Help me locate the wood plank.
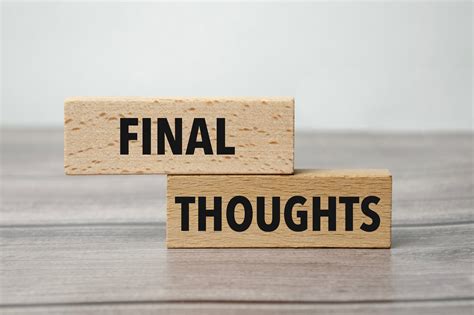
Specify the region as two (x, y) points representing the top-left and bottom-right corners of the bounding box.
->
(2, 300), (473, 315)
(3, 130), (471, 177)
(0, 224), (472, 305)
(0, 176), (167, 225)
(64, 97), (294, 175)
(167, 170), (392, 248)
(1, 172), (471, 227)
(1, 130), (472, 313)
(1, 130), (472, 226)
(295, 132), (473, 171)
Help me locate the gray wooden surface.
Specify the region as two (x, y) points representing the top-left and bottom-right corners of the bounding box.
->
(1, 129), (473, 314)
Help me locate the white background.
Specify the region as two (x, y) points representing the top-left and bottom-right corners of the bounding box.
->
(1, 1), (472, 131)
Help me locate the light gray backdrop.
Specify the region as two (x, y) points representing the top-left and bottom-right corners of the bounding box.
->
(1, 1), (472, 131)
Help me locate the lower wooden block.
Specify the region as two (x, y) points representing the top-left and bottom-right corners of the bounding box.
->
(167, 169), (392, 248)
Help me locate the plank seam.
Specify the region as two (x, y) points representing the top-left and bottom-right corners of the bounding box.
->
(1, 221), (473, 229)
(1, 297), (473, 309)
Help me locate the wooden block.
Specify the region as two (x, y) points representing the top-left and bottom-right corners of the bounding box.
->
(64, 97), (294, 174)
(167, 169), (392, 248)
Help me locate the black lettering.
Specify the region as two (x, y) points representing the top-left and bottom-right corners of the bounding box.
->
(339, 196), (359, 231)
(158, 118), (182, 154)
(256, 196), (280, 232)
(120, 118), (138, 155)
(186, 118), (213, 155)
(360, 196), (381, 232)
(142, 118), (151, 154)
(313, 197), (337, 231)
(198, 196), (222, 231)
(284, 196), (307, 232)
(226, 196), (253, 232)
(216, 118), (235, 155)
(175, 196), (195, 231)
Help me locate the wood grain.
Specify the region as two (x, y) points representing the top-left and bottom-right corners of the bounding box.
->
(1, 129), (472, 314)
(2, 300), (474, 315)
(1, 131), (471, 226)
(167, 170), (392, 248)
(64, 97), (294, 174)
(2, 174), (471, 227)
(5, 130), (470, 178)
(1, 224), (472, 305)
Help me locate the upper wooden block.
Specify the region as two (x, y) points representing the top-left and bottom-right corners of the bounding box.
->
(167, 169), (392, 248)
(64, 97), (294, 174)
